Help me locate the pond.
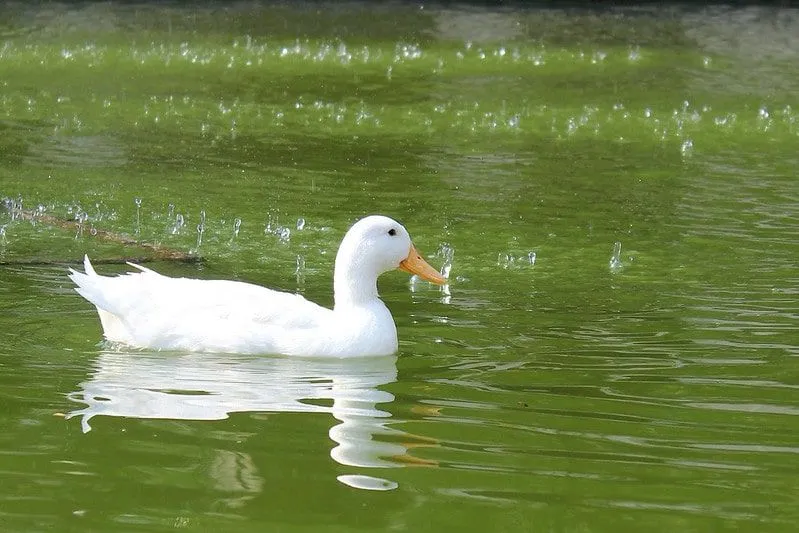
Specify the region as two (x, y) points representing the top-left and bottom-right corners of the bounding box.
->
(1, 3), (798, 532)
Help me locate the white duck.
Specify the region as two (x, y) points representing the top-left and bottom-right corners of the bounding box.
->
(69, 215), (447, 357)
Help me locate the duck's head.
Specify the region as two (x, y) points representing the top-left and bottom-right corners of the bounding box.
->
(335, 215), (447, 293)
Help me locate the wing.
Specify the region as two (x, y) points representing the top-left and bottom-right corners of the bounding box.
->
(69, 259), (334, 346)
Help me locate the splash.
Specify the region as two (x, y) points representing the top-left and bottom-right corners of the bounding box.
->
(134, 197), (142, 235)
(196, 210), (206, 249)
(609, 241), (623, 271)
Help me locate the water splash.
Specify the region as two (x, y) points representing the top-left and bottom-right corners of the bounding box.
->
(527, 251), (537, 265)
(171, 213), (185, 235)
(75, 210), (89, 239)
(295, 254), (306, 288)
(296, 217), (306, 230)
(277, 226), (290, 243)
(609, 241), (623, 271)
(436, 243), (454, 305)
(680, 138), (694, 156)
(195, 210), (206, 249)
(6, 196), (22, 222)
(232, 217), (242, 239)
(134, 197), (142, 235)
(437, 243), (454, 280)
(264, 214), (291, 244)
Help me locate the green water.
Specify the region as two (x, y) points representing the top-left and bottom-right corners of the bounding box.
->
(1, 3), (798, 531)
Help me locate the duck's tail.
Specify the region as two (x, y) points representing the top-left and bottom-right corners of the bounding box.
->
(69, 255), (134, 344)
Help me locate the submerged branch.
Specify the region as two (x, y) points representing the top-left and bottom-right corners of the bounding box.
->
(1, 203), (201, 265)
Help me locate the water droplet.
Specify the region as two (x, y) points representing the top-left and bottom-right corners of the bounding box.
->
(295, 254), (306, 287)
(196, 210), (206, 248)
(609, 241), (623, 271)
(134, 197), (142, 236)
(171, 213), (184, 235)
(437, 243), (454, 280)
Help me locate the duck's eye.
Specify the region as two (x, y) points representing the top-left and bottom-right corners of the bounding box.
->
(388, 228), (397, 236)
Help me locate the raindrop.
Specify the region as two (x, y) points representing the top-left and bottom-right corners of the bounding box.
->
(497, 253), (515, 269)
(609, 241), (623, 271)
(134, 197), (142, 236)
(75, 211), (89, 239)
(295, 254), (305, 287)
(171, 213), (184, 235)
(441, 281), (451, 305)
(196, 210), (206, 248)
(437, 243), (454, 280)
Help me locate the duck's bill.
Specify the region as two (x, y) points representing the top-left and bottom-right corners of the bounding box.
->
(399, 245), (448, 285)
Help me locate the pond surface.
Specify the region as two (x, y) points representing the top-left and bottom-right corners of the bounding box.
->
(1, 3), (798, 532)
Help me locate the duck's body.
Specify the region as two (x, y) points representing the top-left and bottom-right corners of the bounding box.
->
(69, 215), (446, 357)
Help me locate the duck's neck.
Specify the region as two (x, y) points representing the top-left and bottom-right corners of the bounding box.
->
(333, 255), (381, 310)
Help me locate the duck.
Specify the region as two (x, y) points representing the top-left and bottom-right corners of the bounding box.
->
(69, 215), (447, 357)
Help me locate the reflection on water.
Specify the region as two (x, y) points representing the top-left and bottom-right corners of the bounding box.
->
(67, 351), (425, 491)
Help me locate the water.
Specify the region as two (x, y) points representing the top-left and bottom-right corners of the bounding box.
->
(1, 3), (798, 532)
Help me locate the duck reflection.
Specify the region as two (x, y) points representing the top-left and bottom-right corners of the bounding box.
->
(67, 351), (434, 491)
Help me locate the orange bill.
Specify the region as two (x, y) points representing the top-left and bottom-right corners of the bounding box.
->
(399, 244), (447, 285)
